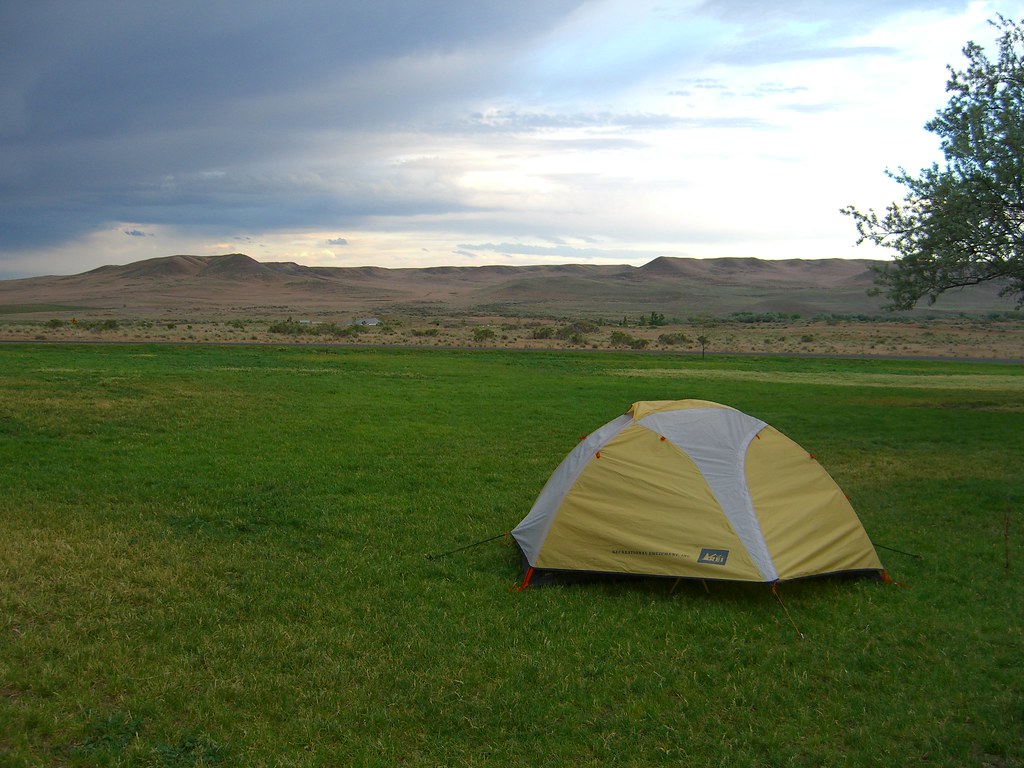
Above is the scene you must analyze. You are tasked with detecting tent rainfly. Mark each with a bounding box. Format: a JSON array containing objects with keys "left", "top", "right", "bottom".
[{"left": 511, "top": 400, "right": 886, "bottom": 588}]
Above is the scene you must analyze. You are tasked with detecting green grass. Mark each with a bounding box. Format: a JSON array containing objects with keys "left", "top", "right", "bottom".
[{"left": 1, "top": 345, "right": 1022, "bottom": 767}]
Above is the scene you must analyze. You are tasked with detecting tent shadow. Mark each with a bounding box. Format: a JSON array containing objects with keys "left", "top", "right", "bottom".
[{"left": 512, "top": 568, "right": 887, "bottom": 605}]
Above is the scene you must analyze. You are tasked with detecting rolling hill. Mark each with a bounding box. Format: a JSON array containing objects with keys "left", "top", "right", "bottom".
[{"left": 0, "top": 252, "right": 1014, "bottom": 320}]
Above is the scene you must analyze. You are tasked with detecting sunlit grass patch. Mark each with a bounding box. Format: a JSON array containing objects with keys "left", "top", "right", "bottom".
[{"left": 612, "top": 365, "right": 1024, "bottom": 394}]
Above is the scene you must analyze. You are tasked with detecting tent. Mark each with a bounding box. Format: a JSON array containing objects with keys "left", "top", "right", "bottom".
[{"left": 511, "top": 399, "right": 885, "bottom": 588}]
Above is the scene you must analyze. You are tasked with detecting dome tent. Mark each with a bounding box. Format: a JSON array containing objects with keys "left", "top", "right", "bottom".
[{"left": 512, "top": 400, "right": 885, "bottom": 588}]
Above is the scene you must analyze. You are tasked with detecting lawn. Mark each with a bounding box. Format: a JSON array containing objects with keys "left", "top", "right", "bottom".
[{"left": 1, "top": 344, "right": 1021, "bottom": 767}]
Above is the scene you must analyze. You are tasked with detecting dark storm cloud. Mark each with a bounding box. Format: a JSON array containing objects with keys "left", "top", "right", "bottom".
[
  {"left": 3, "top": 1, "right": 581, "bottom": 140},
  {"left": 0, "top": 0, "right": 584, "bottom": 251}
]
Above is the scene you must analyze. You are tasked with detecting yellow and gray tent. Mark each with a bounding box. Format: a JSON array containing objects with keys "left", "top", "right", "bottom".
[{"left": 512, "top": 400, "right": 885, "bottom": 587}]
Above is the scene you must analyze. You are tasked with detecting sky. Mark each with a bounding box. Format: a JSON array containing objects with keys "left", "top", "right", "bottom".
[{"left": 1, "top": 0, "right": 1020, "bottom": 278}]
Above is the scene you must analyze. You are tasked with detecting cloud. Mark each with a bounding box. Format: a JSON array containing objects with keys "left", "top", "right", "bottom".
[
  {"left": 448, "top": 109, "right": 771, "bottom": 134},
  {"left": 0, "top": 0, "right": 1014, "bottom": 277},
  {"left": 457, "top": 241, "right": 659, "bottom": 262}
]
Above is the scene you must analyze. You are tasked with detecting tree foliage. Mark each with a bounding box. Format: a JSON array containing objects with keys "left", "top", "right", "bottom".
[{"left": 842, "top": 16, "right": 1024, "bottom": 308}]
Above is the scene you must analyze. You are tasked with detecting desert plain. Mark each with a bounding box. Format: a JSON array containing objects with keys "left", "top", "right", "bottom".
[{"left": 1, "top": 252, "right": 1021, "bottom": 360}]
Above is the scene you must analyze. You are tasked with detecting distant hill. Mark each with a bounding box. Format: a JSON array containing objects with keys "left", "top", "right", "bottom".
[{"left": 0, "top": 252, "right": 1014, "bottom": 319}]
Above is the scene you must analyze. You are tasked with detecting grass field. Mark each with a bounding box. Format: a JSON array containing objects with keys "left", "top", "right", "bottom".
[{"left": 1, "top": 344, "right": 1022, "bottom": 767}]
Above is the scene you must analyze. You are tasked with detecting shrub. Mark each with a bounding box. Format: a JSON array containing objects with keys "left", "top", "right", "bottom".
[
  {"left": 80, "top": 319, "right": 119, "bottom": 332},
  {"left": 609, "top": 331, "right": 635, "bottom": 347},
  {"left": 639, "top": 311, "right": 667, "bottom": 327},
  {"left": 316, "top": 323, "right": 362, "bottom": 338},
  {"left": 658, "top": 332, "right": 691, "bottom": 346},
  {"left": 555, "top": 321, "right": 598, "bottom": 340},
  {"left": 565, "top": 320, "right": 600, "bottom": 334},
  {"left": 728, "top": 311, "right": 799, "bottom": 324},
  {"left": 268, "top": 318, "right": 306, "bottom": 335}
]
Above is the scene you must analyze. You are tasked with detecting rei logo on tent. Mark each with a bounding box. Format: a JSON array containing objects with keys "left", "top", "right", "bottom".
[
  {"left": 511, "top": 399, "right": 887, "bottom": 587},
  {"left": 698, "top": 548, "right": 729, "bottom": 566}
]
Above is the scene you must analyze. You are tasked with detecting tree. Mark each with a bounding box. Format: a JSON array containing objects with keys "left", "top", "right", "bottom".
[
  {"left": 696, "top": 334, "right": 709, "bottom": 359},
  {"left": 842, "top": 16, "right": 1024, "bottom": 308}
]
